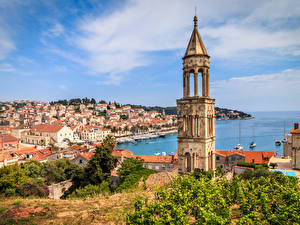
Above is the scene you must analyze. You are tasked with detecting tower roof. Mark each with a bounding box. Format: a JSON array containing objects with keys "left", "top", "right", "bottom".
[{"left": 184, "top": 16, "right": 208, "bottom": 58}]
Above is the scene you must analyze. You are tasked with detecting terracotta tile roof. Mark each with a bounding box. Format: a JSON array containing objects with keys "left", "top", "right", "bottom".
[
  {"left": 79, "top": 151, "right": 95, "bottom": 160},
  {"left": 130, "top": 155, "right": 173, "bottom": 163},
  {"left": 112, "top": 149, "right": 133, "bottom": 158},
  {"left": 71, "top": 145, "right": 87, "bottom": 152},
  {"left": 31, "top": 124, "right": 64, "bottom": 133},
  {"left": 291, "top": 128, "right": 300, "bottom": 134},
  {"left": 216, "top": 150, "right": 275, "bottom": 164},
  {"left": 0, "top": 134, "right": 19, "bottom": 143}
]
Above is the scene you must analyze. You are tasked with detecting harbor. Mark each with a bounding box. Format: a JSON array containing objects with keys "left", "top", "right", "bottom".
[{"left": 117, "top": 111, "right": 300, "bottom": 156}]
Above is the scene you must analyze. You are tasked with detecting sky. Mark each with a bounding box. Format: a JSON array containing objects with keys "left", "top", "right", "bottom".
[{"left": 0, "top": 0, "right": 300, "bottom": 112}]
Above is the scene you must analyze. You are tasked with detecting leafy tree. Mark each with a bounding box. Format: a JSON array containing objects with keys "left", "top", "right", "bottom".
[
  {"left": 81, "top": 145, "right": 116, "bottom": 186},
  {"left": 43, "top": 159, "right": 82, "bottom": 185},
  {"left": 123, "top": 126, "right": 129, "bottom": 132},
  {"left": 0, "top": 164, "right": 30, "bottom": 193},
  {"left": 111, "top": 126, "right": 118, "bottom": 134},
  {"left": 20, "top": 161, "right": 44, "bottom": 179},
  {"left": 102, "top": 135, "right": 117, "bottom": 150},
  {"left": 117, "top": 158, "right": 144, "bottom": 182},
  {"left": 91, "top": 98, "right": 96, "bottom": 104}
]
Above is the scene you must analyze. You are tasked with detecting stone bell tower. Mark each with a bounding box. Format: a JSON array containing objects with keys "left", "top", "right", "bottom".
[{"left": 177, "top": 16, "right": 215, "bottom": 174}]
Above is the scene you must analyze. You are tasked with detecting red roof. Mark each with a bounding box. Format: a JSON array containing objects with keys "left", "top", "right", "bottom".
[
  {"left": 31, "top": 124, "right": 64, "bottom": 133},
  {"left": 131, "top": 155, "right": 173, "bottom": 163},
  {"left": 79, "top": 151, "right": 95, "bottom": 160},
  {"left": 291, "top": 128, "right": 300, "bottom": 134},
  {"left": 216, "top": 150, "right": 275, "bottom": 164},
  {"left": 0, "top": 134, "right": 19, "bottom": 143},
  {"left": 112, "top": 149, "right": 133, "bottom": 158}
]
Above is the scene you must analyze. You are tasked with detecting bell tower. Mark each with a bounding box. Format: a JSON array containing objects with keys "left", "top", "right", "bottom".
[{"left": 177, "top": 16, "right": 215, "bottom": 174}]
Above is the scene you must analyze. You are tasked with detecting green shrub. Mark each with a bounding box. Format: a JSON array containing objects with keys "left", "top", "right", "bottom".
[
  {"left": 127, "top": 174, "right": 300, "bottom": 224},
  {"left": 0, "top": 164, "right": 30, "bottom": 193},
  {"left": 68, "top": 182, "right": 110, "bottom": 198},
  {"left": 17, "top": 181, "right": 49, "bottom": 197},
  {"left": 116, "top": 168, "right": 156, "bottom": 192},
  {"left": 4, "top": 188, "right": 16, "bottom": 197},
  {"left": 237, "top": 162, "right": 268, "bottom": 169}
]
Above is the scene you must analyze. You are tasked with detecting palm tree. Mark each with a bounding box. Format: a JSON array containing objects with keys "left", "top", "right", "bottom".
[{"left": 102, "top": 135, "right": 117, "bottom": 150}]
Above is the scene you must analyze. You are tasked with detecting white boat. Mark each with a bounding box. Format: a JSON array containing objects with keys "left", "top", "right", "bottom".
[
  {"left": 282, "top": 137, "right": 287, "bottom": 144},
  {"left": 275, "top": 140, "right": 281, "bottom": 146},
  {"left": 282, "top": 121, "right": 287, "bottom": 143},
  {"left": 234, "top": 144, "right": 243, "bottom": 150},
  {"left": 234, "top": 122, "right": 243, "bottom": 150},
  {"left": 154, "top": 152, "right": 160, "bottom": 156},
  {"left": 249, "top": 142, "right": 256, "bottom": 148},
  {"left": 162, "top": 152, "right": 166, "bottom": 156}
]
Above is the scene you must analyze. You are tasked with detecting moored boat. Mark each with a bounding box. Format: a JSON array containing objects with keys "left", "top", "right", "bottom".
[
  {"left": 234, "top": 144, "right": 243, "bottom": 150},
  {"left": 249, "top": 142, "right": 256, "bottom": 148},
  {"left": 275, "top": 140, "right": 281, "bottom": 146}
]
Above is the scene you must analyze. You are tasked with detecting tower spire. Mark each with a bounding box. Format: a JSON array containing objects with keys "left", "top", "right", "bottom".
[
  {"left": 194, "top": 6, "right": 197, "bottom": 27},
  {"left": 194, "top": 15, "right": 198, "bottom": 28}
]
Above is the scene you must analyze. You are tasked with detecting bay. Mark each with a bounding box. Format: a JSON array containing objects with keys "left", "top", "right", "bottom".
[{"left": 117, "top": 111, "right": 300, "bottom": 156}]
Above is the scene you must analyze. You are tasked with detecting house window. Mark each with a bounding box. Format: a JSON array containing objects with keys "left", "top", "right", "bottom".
[
  {"left": 252, "top": 159, "right": 255, "bottom": 163},
  {"left": 155, "top": 166, "right": 159, "bottom": 170},
  {"left": 148, "top": 165, "right": 152, "bottom": 169},
  {"left": 231, "top": 157, "right": 235, "bottom": 161},
  {"left": 216, "top": 156, "right": 220, "bottom": 161},
  {"left": 79, "top": 159, "right": 83, "bottom": 164}
]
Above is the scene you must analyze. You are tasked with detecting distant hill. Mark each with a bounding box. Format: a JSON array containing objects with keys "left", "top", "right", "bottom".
[{"left": 128, "top": 104, "right": 253, "bottom": 120}]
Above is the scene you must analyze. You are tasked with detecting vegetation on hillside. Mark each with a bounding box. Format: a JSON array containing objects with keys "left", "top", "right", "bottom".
[
  {"left": 116, "top": 158, "right": 156, "bottom": 192},
  {"left": 127, "top": 169, "right": 299, "bottom": 224},
  {"left": 0, "top": 159, "right": 81, "bottom": 198}
]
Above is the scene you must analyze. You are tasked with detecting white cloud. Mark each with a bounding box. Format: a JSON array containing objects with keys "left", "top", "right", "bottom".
[
  {"left": 211, "top": 69, "right": 300, "bottom": 111},
  {"left": 66, "top": 0, "right": 300, "bottom": 84},
  {"left": 0, "top": 27, "right": 15, "bottom": 60},
  {"left": 44, "top": 23, "right": 64, "bottom": 38}
]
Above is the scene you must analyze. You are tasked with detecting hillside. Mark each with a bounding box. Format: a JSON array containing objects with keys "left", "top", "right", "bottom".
[
  {"left": 129, "top": 104, "right": 253, "bottom": 119},
  {"left": 0, "top": 190, "right": 151, "bottom": 225}
]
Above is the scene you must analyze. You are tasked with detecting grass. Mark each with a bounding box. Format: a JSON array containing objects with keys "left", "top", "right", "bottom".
[
  {"left": 12, "top": 200, "right": 23, "bottom": 206},
  {"left": 0, "top": 189, "right": 153, "bottom": 225}
]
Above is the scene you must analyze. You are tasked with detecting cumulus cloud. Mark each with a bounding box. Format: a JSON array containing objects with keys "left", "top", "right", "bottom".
[
  {"left": 67, "top": 0, "right": 300, "bottom": 84},
  {"left": 211, "top": 69, "right": 300, "bottom": 111}
]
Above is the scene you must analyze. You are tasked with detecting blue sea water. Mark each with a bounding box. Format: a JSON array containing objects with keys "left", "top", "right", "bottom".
[{"left": 117, "top": 111, "right": 300, "bottom": 156}]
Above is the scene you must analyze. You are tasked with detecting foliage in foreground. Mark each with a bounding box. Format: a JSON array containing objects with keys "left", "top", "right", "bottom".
[
  {"left": 0, "top": 159, "right": 81, "bottom": 198},
  {"left": 127, "top": 172, "right": 299, "bottom": 224}
]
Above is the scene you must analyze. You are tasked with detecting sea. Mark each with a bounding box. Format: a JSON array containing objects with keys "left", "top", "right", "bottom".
[{"left": 117, "top": 111, "right": 300, "bottom": 156}]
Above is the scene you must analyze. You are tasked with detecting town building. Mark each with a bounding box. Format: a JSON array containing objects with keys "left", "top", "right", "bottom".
[
  {"left": 177, "top": 16, "right": 215, "bottom": 174},
  {"left": 215, "top": 150, "right": 275, "bottom": 171},
  {"left": 0, "top": 134, "right": 19, "bottom": 151},
  {"left": 132, "top": 155, "right": 175, "bottom": 172},
  {"left": 22, "top": 124, "right": 74, "bottom": 146}
]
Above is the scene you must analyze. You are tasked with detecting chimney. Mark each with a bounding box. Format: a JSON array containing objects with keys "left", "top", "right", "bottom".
[{"left": 295, "top": 123, "right": 299, "bottom": 130}]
